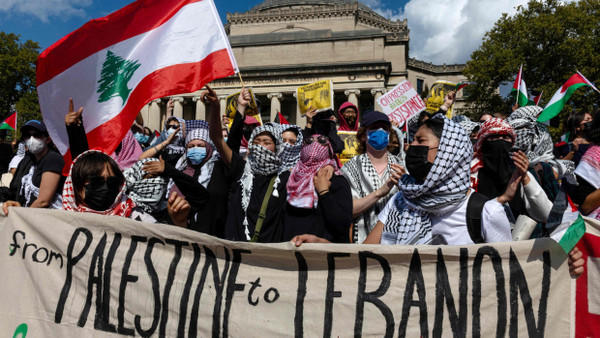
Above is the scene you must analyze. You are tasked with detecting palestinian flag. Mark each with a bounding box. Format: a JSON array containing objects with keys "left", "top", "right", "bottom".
[
  {"left": 0, "top": 112, "right": 16, "bottom": 130},
  {"left": 527, "top": 91, "right": 543, "bottom": 106},
  {"left": 510, "top": 65, "right": 528, "bottom": 107},
  {"left": 537, "top": 72, "right": 598, "bottom": 122},
  {"left": 275, "top": 111, "right": 289, "bottom": 125},
  {"left": 454, "top": 81, "right": 472, "bottom": 92},
  {"left": 36, "top": 0, "right": 238, "bottom": 172}
]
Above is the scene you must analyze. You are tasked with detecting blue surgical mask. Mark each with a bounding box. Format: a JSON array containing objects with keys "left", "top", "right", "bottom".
[
  {"left": 165, "top": 128, "right": 175, "bottom": 137},
  {"left": 187, "top": 147, "right": 207, "bottom": 165},
  {"left": 134, "top": 132, "right": 149, "bottom": 144},
  {"left": 367, "top": 128, "right": 389, "bottom": 151}
]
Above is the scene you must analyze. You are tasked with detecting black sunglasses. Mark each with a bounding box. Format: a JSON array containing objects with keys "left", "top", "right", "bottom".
[
  {"left": 87, "top": 175, "right": 122, "bottom": 187},
  {"left": 23, "top": 131, "right": 44, "bottom": 139},
  {"left": 304, "top": 135, "right": 329, "bottom": 146},
  {"left": 167, "top": 124, "right": 179, "bottom": 130}
]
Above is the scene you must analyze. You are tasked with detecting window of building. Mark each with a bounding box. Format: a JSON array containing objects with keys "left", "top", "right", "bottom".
[{"left": 416, "top": 78, "right": 424, "bottom": 94}]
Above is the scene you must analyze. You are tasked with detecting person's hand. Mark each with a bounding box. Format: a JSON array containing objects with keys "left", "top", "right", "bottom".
[
  {"left": 166, "top": 98, "right": 175, "bottom": 115},
  {"left": 512, "top": 102, "right": 519, "bottom": 112},
  {"left": 377, "top": 164, "right": 405, "bottom": 197},
  {"left": 142, "top": 156, "right": 166, "bottom": 175},
  {"left": 568, "top": 247, "right": 584, "bottom": 278},
  {"left": 391, "top": 120, "right": 400, "bottom": 128},
  {"left": 572, "top": 137, "right": 589, "bottom": 151},
  {"left": 167, "top": 192, "right": 190, "bottom": 228},
  {"left": 200, "top": 84, "right": 219, "bottom": 104},
  {"left": 305, "top": 107, "right": 317, "bottom": 126},
  {"left": 290, "top": 234, "right": 331, "bottom": 247},
  {"left": 2, "top": 201, "right": 21, "bottom": 216},
  {"left": 497, "top": 171, "right": 523, "bottom": 204},
  {"left": 65, "top": 98, "right": 83, "bottom": 126},
  {"left": 441, "top": 90, "right": 456, "bottom": 110},
  {"left": 237, "top": 88, "right": 251, "bottom": 113},
  {"left": 512, "top": 150, "right": 530, "bottom": 185},
  {"left": 314, "top": 165, "right": 334, "bottom": 194}
]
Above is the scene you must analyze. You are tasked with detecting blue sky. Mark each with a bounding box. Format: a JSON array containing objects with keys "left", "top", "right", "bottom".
[{"left": 0, "top": 0, "right": 532, "bottom": 65}]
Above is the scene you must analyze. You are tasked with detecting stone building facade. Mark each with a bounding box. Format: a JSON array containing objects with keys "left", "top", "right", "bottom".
[{"left": 140, "top": 0, "right": 467, "bottom": 131}]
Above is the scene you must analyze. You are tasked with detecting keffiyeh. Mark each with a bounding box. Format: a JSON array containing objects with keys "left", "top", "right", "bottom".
[
  {"left": 454, "top": 115, "right": 480, "bottom": 137},
  {"left": 382, "top": 116, "right": 472, "bottom": 245},
  {"left": 62, "top": 150, "right": 136, "bottom": 217},
  {"left": 506, "top": 106, "right": 574, "bottom": 176},
  {"left": 124, "top": 158, "right": 168, "bottom": 213},
  {"left": 472, "top": 118, "right": 515, "bottom": 169},
  {"left": 286, "top": 136, "right": 340, "bottom": 209},
  {"left": 174, "top": 127, "right": 219, "bottom": 187},
  {"left": 163, "top": 116, "right": 186, "bottom": 157},
  {"left": 277, "top": 124, "right": 303, "bottom": 172},
  {"left": 239, "top": 125, "right": 283, "bottom": 239}
]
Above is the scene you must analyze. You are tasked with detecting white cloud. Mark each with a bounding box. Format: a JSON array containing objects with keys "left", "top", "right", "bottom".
[
  {"left": 360, "top": 0, "right": 531, "bottom": 64},
  {"left": 0, "top": 0, "right": 92, "bottom": 22}
]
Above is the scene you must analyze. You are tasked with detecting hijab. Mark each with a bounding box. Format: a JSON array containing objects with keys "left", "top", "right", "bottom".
[{"left": 338, "top": 102, "right": 360, "bottom": 131}]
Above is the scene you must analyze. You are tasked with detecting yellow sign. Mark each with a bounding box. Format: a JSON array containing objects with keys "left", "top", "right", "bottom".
[
  {"left": 296, "top": 79, "right": 333, "bottom": 115},
  {"left": 226, "top": 88, "right": 259, "bottom": 119},
  {"left": 338, "top": 131, "right": 359, "bottom": 165},
  {"left": 425, "top": 80, "right": 456, "bottom": 118}
]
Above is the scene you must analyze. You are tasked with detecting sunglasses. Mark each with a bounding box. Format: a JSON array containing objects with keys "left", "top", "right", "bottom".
[
  {"left": 87, "top": 175, "right": 122, "bottom": 187},
  {"left": 304, "top": 135, "right": 329, "bottom": 146},
  {"left": 23, "top": 131, "right": 44, "bottom": 139},
  {"left": 167, "top": 124, "right": 179, "bottom": 130}
]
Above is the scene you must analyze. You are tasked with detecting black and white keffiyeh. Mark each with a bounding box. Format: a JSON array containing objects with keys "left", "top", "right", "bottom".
[
  {"left": 276, "top": 124, "right": 303, "bottom": 172},
  {"left": 163, "top": 116, "right": 186, "bottom": 157},
  {"left": 124, "top": 158, "right": 168, "bottom": 213},
  {"left": 506, "top": 106, "right": 574, "bottom": 176},
  {"left": 172, "top": 127, "right": 219, "bottom": 188},
  {"left": 453, "top": 115, "right": 480, "bottom": 136},
  {"left": 382, "top": 115, "right": 473, "bottom": 245},
  {"left": 239, "top": 125, "right": 283, "bottom": 240},
  {"left": 185, "top": 119, "right": 209, "bottom": 133}
]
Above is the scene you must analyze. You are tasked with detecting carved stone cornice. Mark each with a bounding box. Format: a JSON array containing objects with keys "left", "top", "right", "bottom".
[
  {"left": 370, "top": 88, "right": 387, "bottom": 95},
  {"left": 407, "top": 58, "right": 465, "bottom": 75}
]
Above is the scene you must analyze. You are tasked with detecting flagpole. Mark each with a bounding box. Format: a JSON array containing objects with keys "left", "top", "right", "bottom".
[
  {"left": 237, "top": 72, "right": 246, "bottom": 89},
  {"left": 515, "top": 64, "right": 522, "bottom": 105}
]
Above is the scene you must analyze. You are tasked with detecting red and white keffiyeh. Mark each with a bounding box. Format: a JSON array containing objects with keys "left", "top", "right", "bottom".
[
  {"left": 62, "top": 150, "right": 136, "bottom": 217},
  {"left": 472, "top": 118, "right": 515, "bottom": 173},
  {"left": 286, "top": 136, "right": 341, "bottom": 209}
]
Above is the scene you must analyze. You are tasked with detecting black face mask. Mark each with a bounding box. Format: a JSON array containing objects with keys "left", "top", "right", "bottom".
[
  {"left": 481, "top": 140, "right": 512, "bottom": 179},
  {"left": 83, "top": 176, "right": 122, "bottom": 211},
  {"left": 405, "top": 145, "right": 433, "bottom": 183}
]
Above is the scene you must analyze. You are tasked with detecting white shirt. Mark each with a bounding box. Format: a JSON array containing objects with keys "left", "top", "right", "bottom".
[{"left": 378, "top": 190, "right": 513, "bottom": 245}]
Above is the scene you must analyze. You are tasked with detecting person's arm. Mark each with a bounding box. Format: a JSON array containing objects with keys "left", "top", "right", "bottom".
[
  {"left": 351, "top": 164, "right": 403, "bottom": 217},
  {"left": 65, "top": 98, "right": 89, "bottom": 158},
  {"left": 206, "top": 85, "right": 232, "bottom": 167},
  {"left": 512, "top": 151, "right": 552, "bottom": 222},
  {"left": 317, "top": 175, "right": 353, "bottom": 242},
  {"left": 29, "top": 172, "right": 61, "bottom": 208},
  {"left": 142, "top": 158, "right": 209, "bottom": 209},
  {"left": 580, "top": 188, "right": 600, "bottom": 215},
  {"left": 436, "top": 90, "right": 456, "bottom": 116},
  {"left": 226, "top": 111, "right": 244, "bottom": 153},
  {"left": 139, "top": 126, "right": 179, "bottom": 160},
  {"left": 480, "top": 199, "right": 513, "bottom": 243},
  {"left": 166, "top": 192, "right": 191, "bottom": 228},
  {"left": 363, "top": 221, "right": 383, "bottom": 244}
]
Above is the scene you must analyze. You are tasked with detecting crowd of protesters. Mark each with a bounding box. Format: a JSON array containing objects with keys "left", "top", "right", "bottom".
[{"left": 0, "top": 85, "right": 588, "bottom": 276}]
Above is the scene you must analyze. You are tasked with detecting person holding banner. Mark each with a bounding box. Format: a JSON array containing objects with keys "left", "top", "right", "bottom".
[
  {"left": 341, "top": 111, "right": 405, "bottom": 243},
  {"left": 283, "top": 133, "right": 352, "bottom": 242},
  {"left": 207, "top": 86, "right": 290, "bottom": 242}
]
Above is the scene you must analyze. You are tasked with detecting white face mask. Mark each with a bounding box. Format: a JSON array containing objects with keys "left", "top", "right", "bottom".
[{"left": 25, "top": 136, "right": 46, "bottom": 154}]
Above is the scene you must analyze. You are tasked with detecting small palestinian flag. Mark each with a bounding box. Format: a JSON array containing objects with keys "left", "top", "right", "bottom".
[
  {"left": 527, "top": 91, "right": 543, "bottom": 106},
  {"left": 454, "top": 82, "right": 472, "bottom": 92},
  {"left": 537, "top": 72, "right": 598, "bottom": 122},
  {"left": 0, "top": 112, "right": 17, "bottom": 130},
  {"left": 275, "top": 111, "right": 289, "bottom": 125},
  {"left": 510, "top": 65, "right": 528, "bottom": 107}
]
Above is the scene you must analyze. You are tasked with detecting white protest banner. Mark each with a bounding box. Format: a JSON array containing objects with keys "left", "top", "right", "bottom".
[
  {"left": 377, "top": 80, "right": 426, "bottom": 126},
  {"left": 0, "top": 208, "right": 577, "bottom": 336}
]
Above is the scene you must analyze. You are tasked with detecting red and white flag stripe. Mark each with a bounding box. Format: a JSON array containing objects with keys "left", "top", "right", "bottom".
[{"left": 37, "top": 0, "right": 237, "bottom": 168}]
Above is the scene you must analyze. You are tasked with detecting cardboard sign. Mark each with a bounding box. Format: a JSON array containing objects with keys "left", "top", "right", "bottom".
[
  {"left": 425, "top": 80, "right": 457, "bottom": 118},
  {"left": 377, "top": 80, "right": 426, "bottom": 126},
  {"left": 226, "top": 88, "right": 259, "bottom": 119},
  {"left": 296, "top": 80, "right": 333, "bottom": 115},
  {"left": 338, "top": 131, "right": 359, "bottom": 165},
  {"left": 0, "top": 208, "right": 578, "bottom": 336}
]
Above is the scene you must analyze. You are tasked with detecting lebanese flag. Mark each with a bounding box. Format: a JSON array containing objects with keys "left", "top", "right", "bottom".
[
  {"left": 36, "top": 0, "right": 238, "bottom": 172},
  {"left": 510, "top": 65, "right": 528, "bottom": 107},
  {"left": 0, "top": 112, "right": 17, "bottom": 130},
  {"left": 537, "top": 72, "right": 598, "bottom": 122}
]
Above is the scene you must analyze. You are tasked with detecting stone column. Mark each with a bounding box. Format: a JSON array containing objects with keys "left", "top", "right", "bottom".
[
  {"left": 139, "top": 104, "right": 150, "bottom": 128},
  {"left": 267, "top": 93, "right": 283, "bottom": 123},
  {"left": 172, "top": 96, "right": 184, "bottom": 119},
  {"left": 371, "top": 88, "right": 387, "bottom": 111},
  {"left": 149, "top": 99, "right": 163, "bottom": 132},
  {"left": 344, "top": 89, "right": 361, "bottom": 106},
  {"left": 218, "top": 95, "right": 228, "bottom": 121},
  {"left": 192, "top": 96, "right": 206, "bottom": 121},
  {"left": 292, "top": 92, "right": 306, "bottom": 128}
]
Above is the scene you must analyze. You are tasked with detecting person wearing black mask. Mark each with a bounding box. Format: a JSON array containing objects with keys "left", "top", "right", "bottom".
[{"left": 471, "top": 118, "right": 552, "bottom": 225}]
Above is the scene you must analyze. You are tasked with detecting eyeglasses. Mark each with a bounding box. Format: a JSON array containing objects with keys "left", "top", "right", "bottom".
[{"left": 304, "top": 135, "right": 329, "bottom": 146}]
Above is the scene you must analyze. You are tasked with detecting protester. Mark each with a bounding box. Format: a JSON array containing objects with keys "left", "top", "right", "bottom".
[
  {"left": 277, "top": 124, "right": 303, "bottom": 172},
  {"left": 471, "top": 118, "right": 553, "bottom": 226},
  {"left": 341, "top": 111, "right": 405, "bottom": 243},
  {"left": 557, "top": 111, "right": 593, "bottom": 165},
  {"left": 7, "top": 142, "right": 24, "bottom": 175},
  {"left": 140, "top": 116, "right": 186, "bottom": 167},
  {"left": 133, "top": 125, "right": 152, "bottom": 149},
  {"left": 283, "top": 133, "right": 352, "bottom": 242},
  {"left": 478, "top": 112, "right": 493, "bottom": 123},
  {"left": 304, "top": 107, "right": 344, "bottom": 153},
  {"left": 2, "top": 120, "right": 65, "bottom": 209},
  {"left": 123, "top": 158, "right": 172, "bottom": 222},
  {"left": 337, "top": 102, "right": 360, "bottom": 131},
  {"left": 454, "top": 115, "right": 480, "bottom": 144}
]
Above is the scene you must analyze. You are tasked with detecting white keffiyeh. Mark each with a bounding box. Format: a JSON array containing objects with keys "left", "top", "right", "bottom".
[
  {"left": 239, "top": 125, "right": 283, "bottom": 240},
  {"left": 382, "top": 115, "right": 472, "bottom": 245},
  {"left": 124, "top": 158, "right": 168, "bottom": 213},
  {"left": 276, "top": 124, "right": 303, "bottom": 173}
]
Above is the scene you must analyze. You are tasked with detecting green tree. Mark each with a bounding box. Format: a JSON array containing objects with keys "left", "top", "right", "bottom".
[
  {"left": 463, "top": 0, "right": 600, "bottom": 138},
  {"left": 0, "top": 32, "right": 40, "bottom": 126}
]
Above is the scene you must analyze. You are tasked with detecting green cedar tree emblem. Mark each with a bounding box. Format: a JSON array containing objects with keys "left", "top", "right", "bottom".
[{"left": 97, "top": 50, "right": 141, "bottom": 105}]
